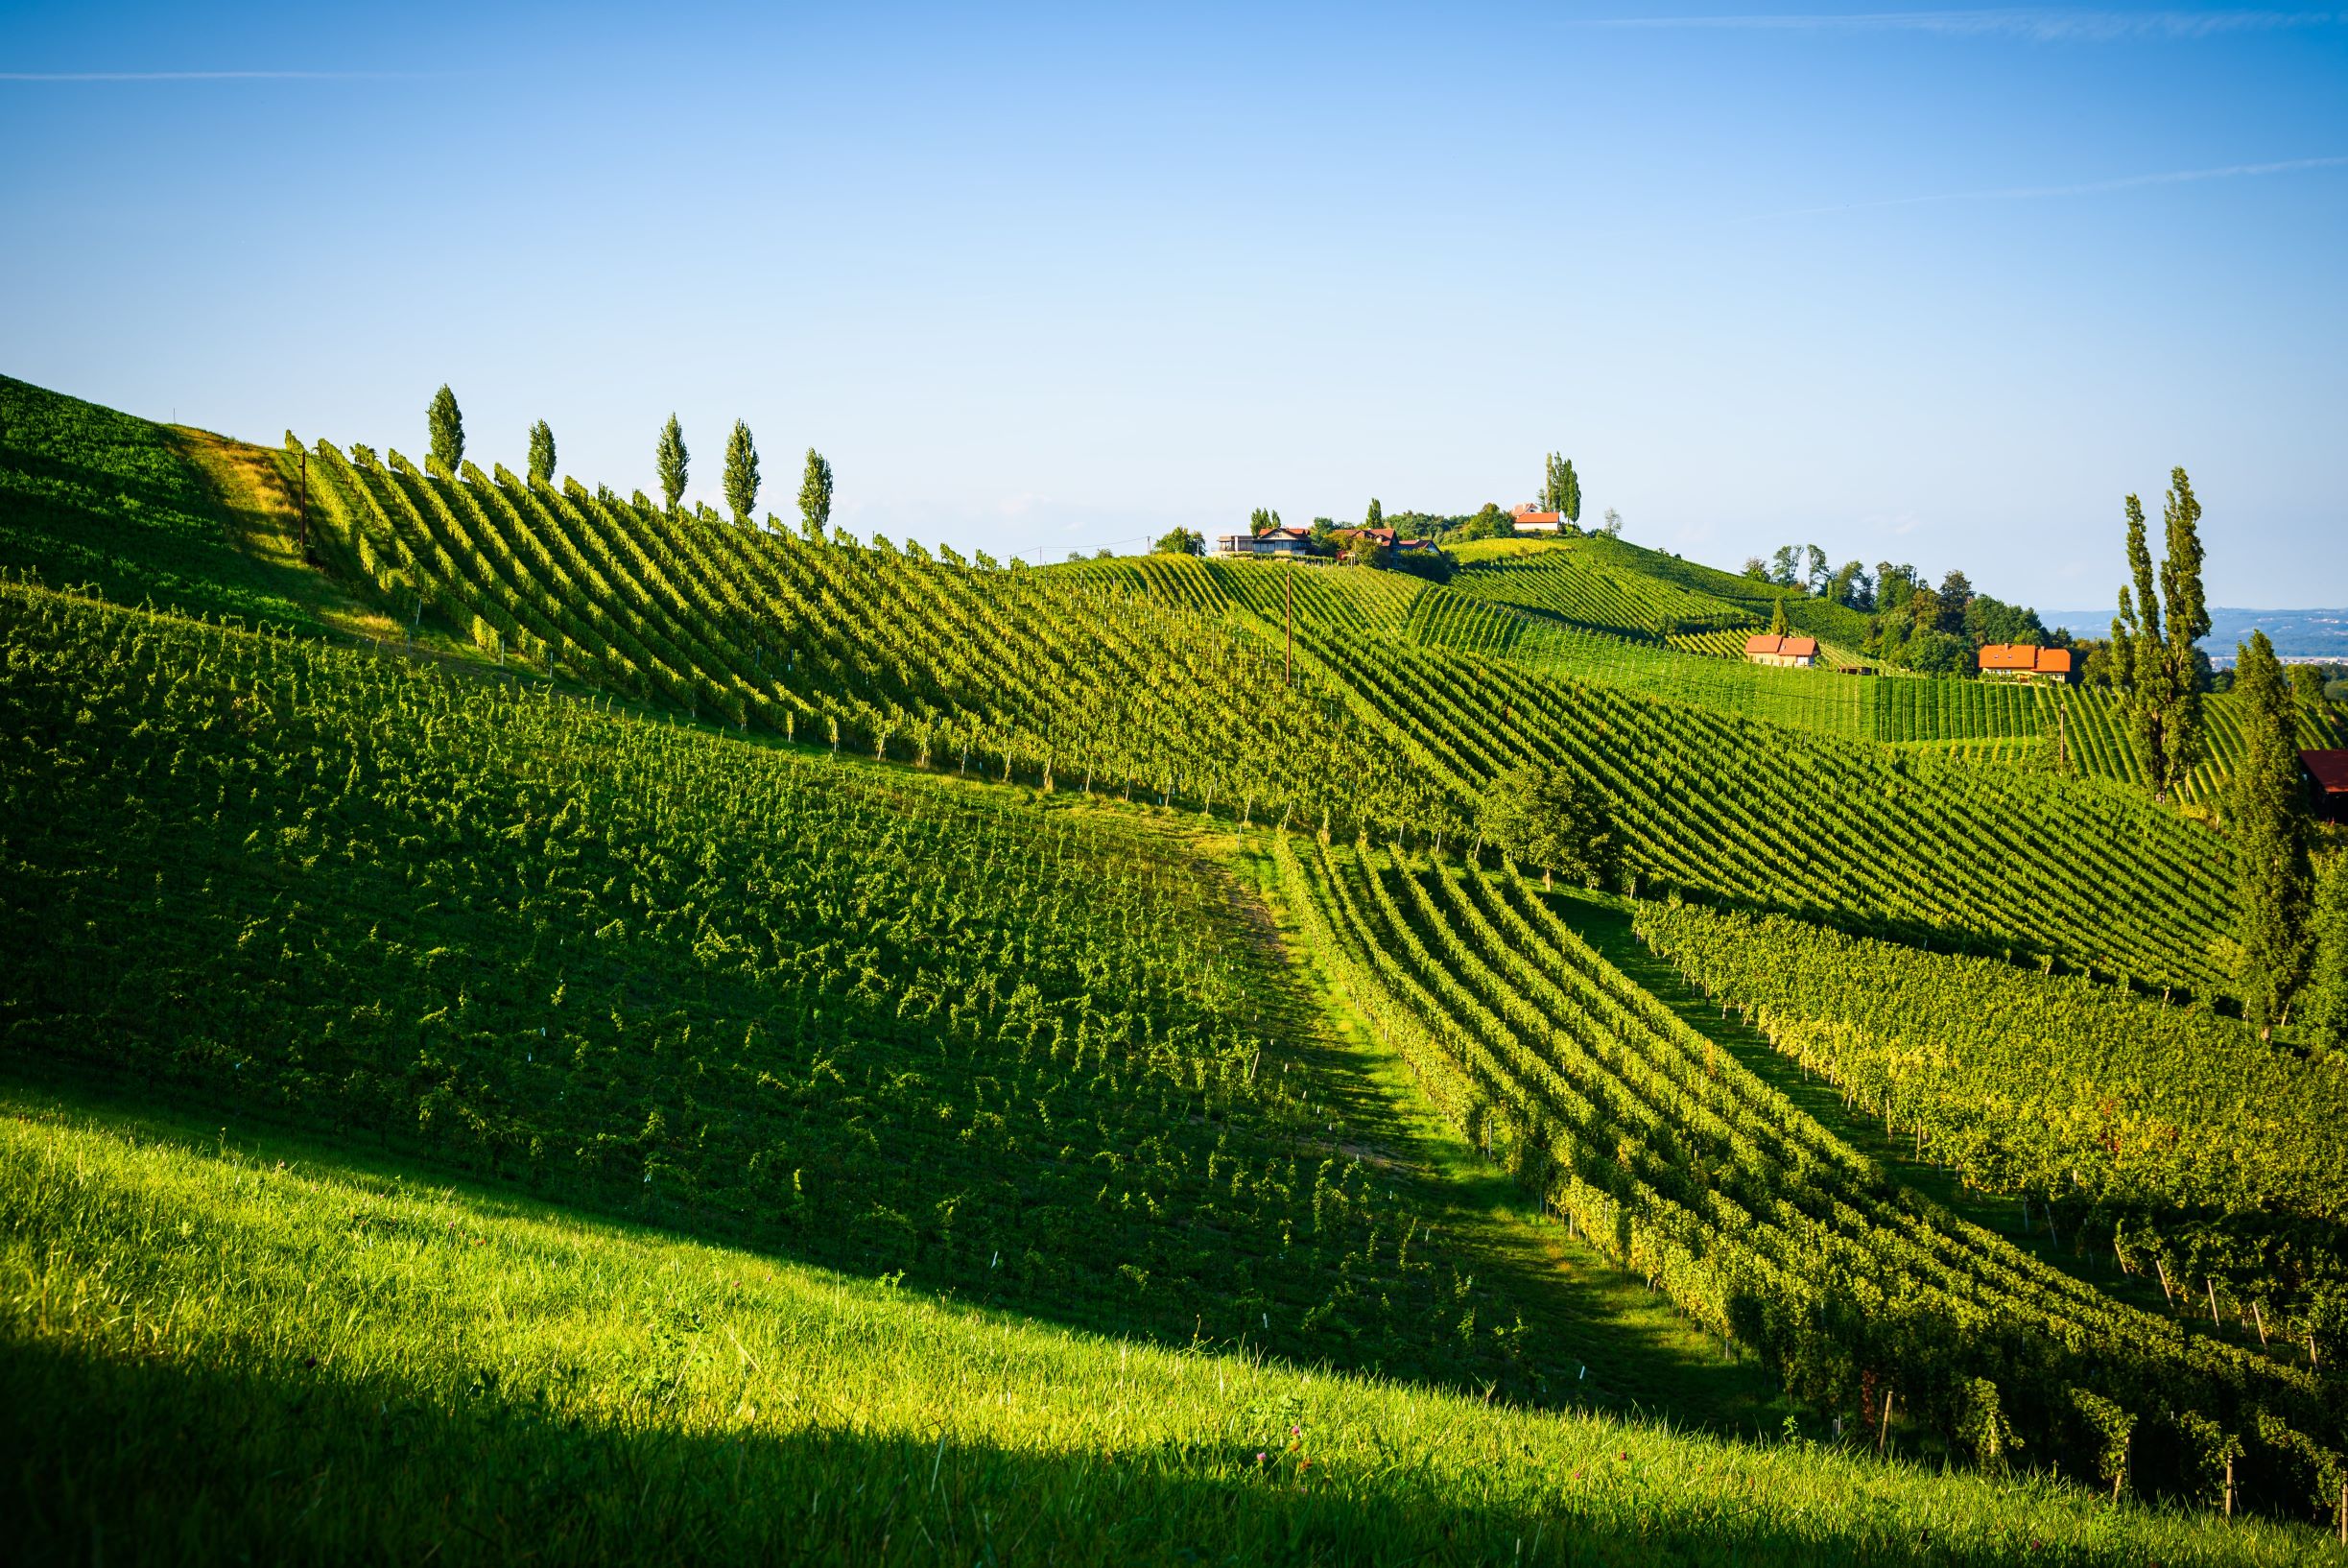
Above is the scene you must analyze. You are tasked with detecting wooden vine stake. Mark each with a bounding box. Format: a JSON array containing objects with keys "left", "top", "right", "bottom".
[{"left": 1876, "top": 1387, "right": 1894, "bottom": 1456}]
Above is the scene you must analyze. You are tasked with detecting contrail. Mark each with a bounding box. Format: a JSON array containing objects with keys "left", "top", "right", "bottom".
[
  {"left": 0, "top": 70, "right": 439, "bottom": 82},
  {"left": 1585, "top": 10, "right": 2341, "bottom": 42},
  {"left": 1739, "top": 154, "right": 2348, "bottom": 224}
]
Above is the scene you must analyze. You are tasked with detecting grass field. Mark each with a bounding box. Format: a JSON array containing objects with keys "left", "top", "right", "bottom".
[{"left": 5, "top": 1082, "right": 2333, "bottom": 1567}]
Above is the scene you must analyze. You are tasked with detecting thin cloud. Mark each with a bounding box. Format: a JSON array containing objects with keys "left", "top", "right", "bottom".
[
  {"left": 1738, "top": 154, "right": 2348, "bottom": 225},
  {"left": 0, "top": 70, "right": 439, "bottom": 82},
  {"left": 1586, "top": 10, "right": 2341, "bottom": 42}
]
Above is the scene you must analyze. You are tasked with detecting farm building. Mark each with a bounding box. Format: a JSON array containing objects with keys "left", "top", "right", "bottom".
[
  {"left": 1216, "top": 527, "right": 1315, "bottom": 557},
  {"left": 2303, "top": 749, "right": 2348, "bottom": 822},
  {"left": 1743, "top": 633, "right": 1817, "bottom": 668},
  {"left": 1339, "top": 525, "right": 1435, "bottom": 554},
  {"left": 1979, "top": 644, "right": 2075, "bottom": 682},
  {"left": 1509, "top": 506, "right": 1567, "bottom": 535}
]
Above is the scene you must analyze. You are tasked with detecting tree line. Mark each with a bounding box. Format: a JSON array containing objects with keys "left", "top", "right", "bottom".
[{"left": 426, "top": 385, "right": 835, "bottom": 535}]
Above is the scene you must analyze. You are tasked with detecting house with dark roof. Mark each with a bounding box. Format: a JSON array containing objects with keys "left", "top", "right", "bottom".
[
  {"left": 1979, "top": 644, "right": 2075, "bottom": 683},
  {"left": 1743, "top": 632, "right": 1817, "bottom": 668},
  {"left": 1216, "top": 527, "right": 1316, "bottom": 558}
]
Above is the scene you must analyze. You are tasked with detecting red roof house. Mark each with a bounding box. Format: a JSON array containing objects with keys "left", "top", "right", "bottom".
[
  {"left": 1743, "top": 633, "right": 1818, "bottom": 667},
  {"left": 1978, "top": 644, "right": 2075, "bottom": 681}
]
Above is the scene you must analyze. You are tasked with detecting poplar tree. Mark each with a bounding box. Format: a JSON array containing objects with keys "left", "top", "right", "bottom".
[
  {"left": 1768, "top": 598, "right": 1790, "bottom": 637},
  {"left": 527, "top": 420, "right": 556, "bottom": 485},
  {"left": 428, "top": 385, "right": 464, "bottom": 476},
  {"left": 798, "top": 448, "right": 834, "bottom": 540},
  {"left": 655, "top": 416, "right": 688, "bottom": 513},
  {"left": 723, "top": 419, "right": 760, "bottom": 524},
  {"left": 2111, "top": 469, "right": 2208, "bottom": 799},
  {"left": 2306, "top": 852, "right": 2348, "bottom": 1051},
  {"left": 1364, "top": 498, "right": 1384, "bottom": 529},
  {"left": 2230, "top": 630, "right": 2313, "bottom": 1036},
  {"left": 1561, "top": 458, "right": 1581, "bottom": 525}
]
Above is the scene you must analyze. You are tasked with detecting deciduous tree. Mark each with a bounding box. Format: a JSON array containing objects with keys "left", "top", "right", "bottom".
[
  {"left": 723, "top": 419, "right": 760, "bottom": 524},
  {"left": 2112, "top": 471, "right": 2210, "bottom": 800},
  {"left": 798, "top": 449, "right": 834, "bottom": 540},
  {"left": 655, "top": 416, "right": 688, "bottom": 513},
  {"left": 2306, "top": 851, "right": 2348, "bottom": 1051},
  {"left": 1478, "top": 762, "right": 1616, "bottom": 891},
  {"left": 428, "top": 385, "right": 464, "bottom": 476},
  {"left": 1153, "top": 527, "right": 1204, "bottom": 556},
  {"left": 527, "top": 419, "right": 556, "bottom": 485},
  {"left": 2231, "top": 631, "right": 2314, "bottom": 1036}
]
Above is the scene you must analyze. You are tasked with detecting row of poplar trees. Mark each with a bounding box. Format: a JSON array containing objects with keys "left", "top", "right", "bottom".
[
  {"left": 426, "top": 385, "right": 835, "bottom": 534},
  {"left": 2109, "top": 466, "right": 2346, "bottom": 1042}
]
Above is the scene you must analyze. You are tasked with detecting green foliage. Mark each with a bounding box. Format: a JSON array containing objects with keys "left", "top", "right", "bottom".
[
  {"left": 528, "top": 419, "right": 557, "bottom": 485},
  {"left": 1247, "top": 507, "right": 1280, "bottom": 535},
  {"left": 723, "top": 419, "right": 760, "bottom": 525},
  {"left": 2231, "top": 632, "right": 2315, "bottom": 1033},
  {"left": 1152, "top": 527, "right": 1203, "bottom": 557},
  {"left": 2308, "top": 852, "right": 2348, "bottom": 1051},
  {"left": 1280, "top": 835, "right": 2340, "bottom": 1513},
  {"left": 0, "top": 375, "right": 337, "bottom": 633},
  {"left": 6, "top": 1098, "right": 2322, "bottom": 1568},
  {"left": 796, "top": 448, "right": 832, "bottom": 540},
  {"left": 428, "top": 385, "right": 464, "bottom": 476},
  {"left": 2115, "top": 472, "right": 2210, "bottom": 799},
  {"left": 1539, "top": 454, "right": 1580, "bottom": 522},
  {"left": 655, "top": 415, "right": 688, "bottom": 513},
  {"left": 1342, "top": 530, "right": 1387, "bottom": 569},
  {"left": 1767, "top": 598, "right": 1789, "bottom": 636},
  {"left": 1478, "top": 763, "right": 1615, "bottom": 889},
  {"left": 0, "top": 584, "right": 1540, "bottom": 1390}
]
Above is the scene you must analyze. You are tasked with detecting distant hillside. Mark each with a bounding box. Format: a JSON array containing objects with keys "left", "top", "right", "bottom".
[{"left": 2045, "top": 606, "right": 2348, "bottom": 664}]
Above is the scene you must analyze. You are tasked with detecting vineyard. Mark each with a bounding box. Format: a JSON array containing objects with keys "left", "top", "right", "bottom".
[
  {"left": 5, "top": 374, "right": 2346, "bottom": 1555},
  {"left": 1277, "top": 833, "right": 2343, "bottom": 1517},
  {"left": 0, "top": 582, "right": 1557, "bottom": 1393},
  {"left": 284, "top": 426, "right": 2241, "bottom": 997},
  {"left": 1445, "top": 538, "right": 1758, "bottom": 640},
  {"left": 1635, "top": 900, "right": 2348, "bottom": 1352}
]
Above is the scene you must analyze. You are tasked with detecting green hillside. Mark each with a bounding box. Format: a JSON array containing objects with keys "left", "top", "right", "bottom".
[
  {"left": 9, "top": 1090, "right": 2324, "bottom": 1567},
  {"left": 5, "top": 372, "right": 2345, "bottom": 1559},
  {"left": 279, "top": 416, "right": 2241, "bottom": 998}
]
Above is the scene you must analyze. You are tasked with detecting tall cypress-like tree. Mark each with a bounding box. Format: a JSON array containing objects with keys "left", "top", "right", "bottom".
[
  {"left": 1767, "top": 598, "right": 1790, "bottom": 636},
  {"left": 2305, "top": 852, "right": 2348, "bottom": 1051},
  {"left": 2230, "top": 630, "right": 2314, "bottom": 1036},
  {"left": 428, "top": 386, "right": 464, "bottom": 476},
  {"left": 798, "top": 448, "right": 834, "bottom": 540},
  {"left": 1364, "top": 498, "right": 1383, "bottom": 530},
  {"left": 2111, "top": 469, "right": 2208, "bottom": 800},
  {"left": 527, "top": 420, "right": 556, "bottom": 485},
  {"left": 723, "top": 419, "right": 760, "bottom": 524},
  {"left": 655, "top": 416, "right": 688, "bottom": 513},
  {"left": 1561, "top": 458, "right": 1581, "bottom": 525}
]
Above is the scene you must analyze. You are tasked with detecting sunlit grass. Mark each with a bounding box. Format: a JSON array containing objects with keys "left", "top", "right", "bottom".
[{"left": 3, "top": 1085, "right": 2330, "bottom": 1566}]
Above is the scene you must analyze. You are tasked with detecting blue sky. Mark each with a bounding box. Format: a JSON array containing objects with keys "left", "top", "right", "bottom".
[{"left": 4, "top": 3, "right": 2343, "bottom": 607}]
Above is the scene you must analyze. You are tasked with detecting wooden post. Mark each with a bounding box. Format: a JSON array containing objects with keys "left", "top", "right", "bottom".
[
  {"left": 2154, "top": 1256, "right": 2174, "bottom": 1307},
  {"left": 1877, "top": 1387, "right": 1894, "bottom": 1456},
  {"left": 2223, "top": 1455, "right": 2233, "bottom": 1518},
  {"left": 2206, "top": 1277, "right": 2221, "bottom": 1330},
  {"left": 2250, "top": 1299, "right": 2267, "bottom": 1348}
]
